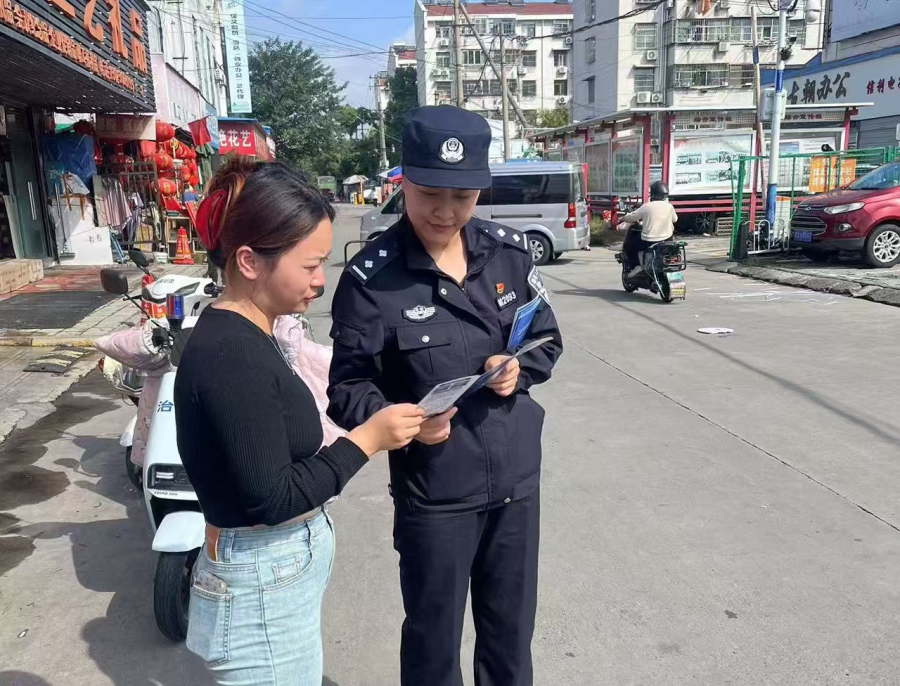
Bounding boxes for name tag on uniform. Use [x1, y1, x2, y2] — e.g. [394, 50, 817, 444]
[496, 290, 518, 310]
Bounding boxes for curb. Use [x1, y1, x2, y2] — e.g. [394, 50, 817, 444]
[706, 261, 900, 307]
[0, 337, 96, 348]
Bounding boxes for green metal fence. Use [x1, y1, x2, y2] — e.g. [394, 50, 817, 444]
[728, 147, 899, 260]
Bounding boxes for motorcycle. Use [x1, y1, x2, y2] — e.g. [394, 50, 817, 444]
[615, 225, 688, 303]
[97, 356, 144, 489]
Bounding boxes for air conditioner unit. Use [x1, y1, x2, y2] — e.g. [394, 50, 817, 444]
[719, 0, 730, 7]
[636, 91, 652, 104]
[645, 49, 658, 61]
[438, 38, 450, 48]
[557, 95, 569, 104]
[517, 65, 527, 75]
[716, 41, 730, 53]
[556, 65, 568, 76]
[565, 36, 573, 45]
[650, 138, 660, 146]
[650, 91, 664, 103]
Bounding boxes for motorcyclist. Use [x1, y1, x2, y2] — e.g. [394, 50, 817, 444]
[619, 180, 678, 278]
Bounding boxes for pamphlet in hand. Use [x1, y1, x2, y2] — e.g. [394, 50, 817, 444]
[417, 335, 555, 417]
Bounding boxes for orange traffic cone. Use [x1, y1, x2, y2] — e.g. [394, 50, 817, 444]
[173, 227, 194, 265]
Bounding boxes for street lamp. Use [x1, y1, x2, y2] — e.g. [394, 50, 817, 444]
[766, 0, 823, 226]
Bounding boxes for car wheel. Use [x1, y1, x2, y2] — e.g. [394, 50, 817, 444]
[865, 224, 900, 268]
[528, 233, 552, 266]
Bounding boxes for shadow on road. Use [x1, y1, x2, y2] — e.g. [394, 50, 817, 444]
[0, 672, 52, 686]
[552, 286, 674, 305]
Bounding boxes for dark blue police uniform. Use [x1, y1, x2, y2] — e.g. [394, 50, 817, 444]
[327, 107, 562, 686]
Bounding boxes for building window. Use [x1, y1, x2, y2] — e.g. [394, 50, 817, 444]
[520, 21, 536, 38]
[522, 80, 537, 97]
[475, 18, 489, 35]
[787, 20, 807, 45]
[585, 0, 596, 23]
[436, 52, 451, 68]
[586, 37, 596, 64]
[463, 80, 483, 96]
[508, 79, 518, 94]
[586, 76, 596, 104]
[463, 50, 482, 65]
[552, 21, 571, 36]
[554, 80, 568, 96]
[634, 23, 658, 51]
[671, 18, 731, 43]
[757, 17, 778, 42]
[492, 19, 516, 36]
[728, 64, 754, 87]
[731, 17, 752, 42]
[435, 81, 452, 101]
[522, 51, 537, 68]
[434, 22, 452, 39]
[553, 50, 568, 67]
[633, 67, 655, 92]
[670, 64, 729, 89]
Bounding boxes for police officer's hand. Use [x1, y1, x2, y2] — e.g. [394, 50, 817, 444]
[349, 404, 425, 457]
[416, 408, 458, 445]
[484, 356, 520, 397]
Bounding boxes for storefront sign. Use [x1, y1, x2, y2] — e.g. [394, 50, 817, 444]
[151, 54, 204, 128]
[0, 0, 153, 105]
[205, 102, 220, 150]
[218, 120, 272, 161]
[782, 52, 900, 120]
[95, 114, 156, 140]
[832, 0, 895, 43]
[223, 0, 252, 114]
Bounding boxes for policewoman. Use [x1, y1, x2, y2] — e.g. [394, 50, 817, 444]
[328, 106, 562, 686]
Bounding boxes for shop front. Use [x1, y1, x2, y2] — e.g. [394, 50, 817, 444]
[218, 118, 275, 161]
[0, 0, 154, 265]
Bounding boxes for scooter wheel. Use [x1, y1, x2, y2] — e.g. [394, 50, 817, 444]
[125, 447, 143, 491]
[154, 549, 199, 642]
[622, 270, 638, 293]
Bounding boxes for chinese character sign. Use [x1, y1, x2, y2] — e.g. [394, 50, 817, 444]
[224, 0, 252, 114]
[218, 122, 257, 156]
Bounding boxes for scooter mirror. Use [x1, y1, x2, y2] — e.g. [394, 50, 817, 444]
[99, 268, 131, 296]
[128, 249, 151, 271]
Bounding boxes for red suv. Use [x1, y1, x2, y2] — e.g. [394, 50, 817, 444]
[790, 161, 900, 267]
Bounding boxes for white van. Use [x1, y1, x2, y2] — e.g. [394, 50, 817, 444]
[358, 162, 589, 266]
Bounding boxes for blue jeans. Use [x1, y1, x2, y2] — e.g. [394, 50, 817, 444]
[186, 510, 335, 685]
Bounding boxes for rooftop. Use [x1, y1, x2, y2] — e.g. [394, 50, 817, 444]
[426, 2, 573, 17]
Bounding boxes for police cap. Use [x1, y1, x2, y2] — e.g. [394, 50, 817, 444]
[402, 106, 492, 190]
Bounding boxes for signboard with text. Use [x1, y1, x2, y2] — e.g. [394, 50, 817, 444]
[669, 133, 753, 195]
[218, 120, 272, 161]
[831, 0, 897, 43]
[223, 0, 252, 114]
[0, 0, 154, 109]
[781, 52, 900, 121]
[95, 114, 156, 140]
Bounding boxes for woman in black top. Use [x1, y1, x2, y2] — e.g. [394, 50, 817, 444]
[174, 158, 424, 684]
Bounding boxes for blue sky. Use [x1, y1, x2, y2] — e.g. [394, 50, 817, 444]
[243, 0, 416, 107]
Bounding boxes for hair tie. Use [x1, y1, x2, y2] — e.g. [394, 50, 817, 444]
[195, 189, 228, 251]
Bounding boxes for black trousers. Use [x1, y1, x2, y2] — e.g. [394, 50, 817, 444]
[393, 490, 541, 686]
[623, 228, 652, 270]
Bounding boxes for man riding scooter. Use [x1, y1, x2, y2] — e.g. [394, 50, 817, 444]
[619, 181, 678, 278]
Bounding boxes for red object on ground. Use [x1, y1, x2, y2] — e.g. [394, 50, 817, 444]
[173, 228, 194, 265]
[156, 121, 176, 142]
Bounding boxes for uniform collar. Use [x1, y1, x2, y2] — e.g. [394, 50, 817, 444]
[401, 214, 500, 276]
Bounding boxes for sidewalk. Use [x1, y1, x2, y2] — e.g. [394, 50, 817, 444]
[0, 264, 207, 347]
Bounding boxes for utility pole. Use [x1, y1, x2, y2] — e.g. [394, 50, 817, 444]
[453, 0, 464, 107]
[751, 5, 766, 211]
[765, 0, 791, 226]
[375, 75, 389, 172]
[500, 33, 510, 161]
[459, 4, 528, 130]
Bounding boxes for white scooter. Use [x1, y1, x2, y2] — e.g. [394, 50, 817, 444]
[101, 252, 222, 642]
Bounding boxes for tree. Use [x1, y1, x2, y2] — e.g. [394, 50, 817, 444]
[249, 39, 346, 175]
[383, 68, 419, 166]
[536, 107, 570, 130]
[337, 105, 377, 140]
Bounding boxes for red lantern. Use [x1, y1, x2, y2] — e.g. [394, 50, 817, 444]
[153, 151, 174, 171]
[156, 121, 176, 142]
[154, 178, 177, 197]
[174, 141, 190, 160]
[186, 147, 197, 160]
[189, 174, 200, 187]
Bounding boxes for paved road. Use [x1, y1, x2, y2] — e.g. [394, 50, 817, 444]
[2, 205, 899, 686]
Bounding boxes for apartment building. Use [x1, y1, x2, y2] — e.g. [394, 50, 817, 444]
[377, 43, 419, 111]
[413, 0, 574, 128]
[571, 0, 823, 122]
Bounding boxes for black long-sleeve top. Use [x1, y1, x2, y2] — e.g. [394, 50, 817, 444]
[174, 307, 368, 528]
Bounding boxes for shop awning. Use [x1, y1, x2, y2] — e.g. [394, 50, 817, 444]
[0, 33, 155, 113]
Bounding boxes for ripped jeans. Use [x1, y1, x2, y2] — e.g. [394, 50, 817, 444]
[186, 510, 336, 686]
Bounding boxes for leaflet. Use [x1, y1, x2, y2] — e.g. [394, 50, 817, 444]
[417, 336, 555, 417]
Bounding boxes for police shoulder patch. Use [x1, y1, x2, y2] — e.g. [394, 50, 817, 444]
[347, 235, 400, 284]
[475, 220, 528, 253]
